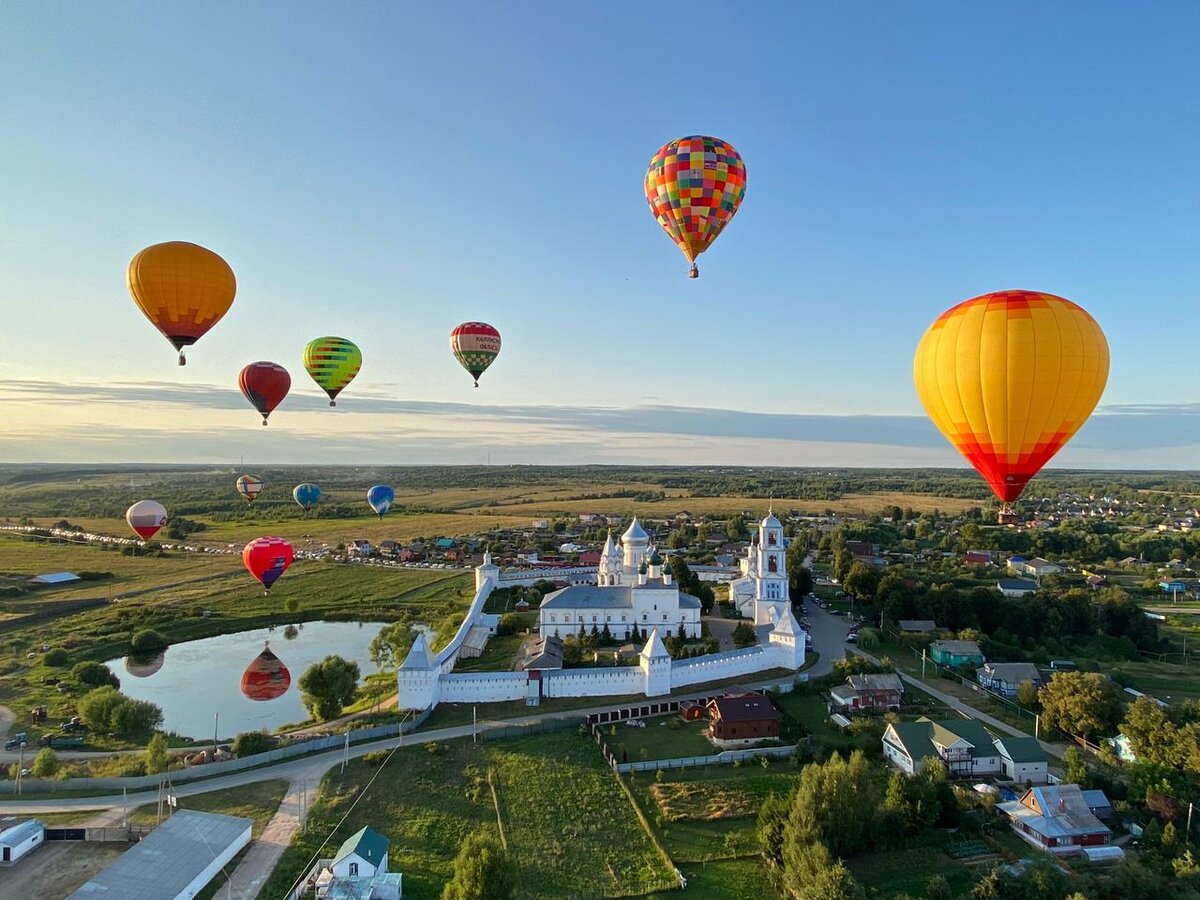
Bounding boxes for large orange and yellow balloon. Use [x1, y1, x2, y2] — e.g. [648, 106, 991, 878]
[913, 290, 1109, 504]
[127, 241, 236, 365]
[645, 135, 746, 278]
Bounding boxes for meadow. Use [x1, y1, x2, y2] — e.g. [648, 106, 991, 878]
[260, 730, 676, 900]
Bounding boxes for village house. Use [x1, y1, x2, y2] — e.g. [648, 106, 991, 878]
[897, 620, 937, 635]
[829, 672, 904, 712]
[976, 662, 1042, 698]
[997, 578, 1038, 598]
[845, 540, 887, 567]
[997, 785, 1115, 857]
[1007, 557, 1063, 579]
[882, 717, 1048, 781]
[706, 692, 781, 748]
[347, 539, 374, 557]
[928, 639, 985, 668]
[313, 825, 402, 899]
[964, 550, 994, 566]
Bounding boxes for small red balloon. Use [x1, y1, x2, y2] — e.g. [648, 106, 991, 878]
[241, 643, 291, 701]
[238, 361, 291, 425]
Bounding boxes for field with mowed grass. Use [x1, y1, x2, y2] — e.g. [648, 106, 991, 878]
[261, 731, 675, 900]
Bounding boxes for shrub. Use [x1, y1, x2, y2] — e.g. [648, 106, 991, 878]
[130, 629, 168, 654]
[232, 731, 276, 758]
[72, 661, 119, 689]
[30, 747, 58, 778]
[362, 751, 389, 767]
[42, 648, 70, 667]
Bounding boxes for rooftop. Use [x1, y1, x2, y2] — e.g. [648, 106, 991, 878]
[67, 810, 251, 900]
[709, 692, 779, 723]
[0, 819, 43, 846]
[333, 826, 390, 868]
[540, 583, 700, 610]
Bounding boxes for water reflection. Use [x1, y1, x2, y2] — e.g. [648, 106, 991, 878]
[108, 621, 387, 738]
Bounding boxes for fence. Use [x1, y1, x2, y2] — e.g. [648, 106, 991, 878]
[479, 717, 582, 742]
[616, 743, 797, 773]
[11, 707, 431, 795]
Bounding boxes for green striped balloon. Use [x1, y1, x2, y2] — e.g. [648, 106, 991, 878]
[303, 337, 362, 406]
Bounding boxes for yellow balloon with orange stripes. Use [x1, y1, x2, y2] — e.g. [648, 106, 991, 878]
[913, 290, 1109, 504]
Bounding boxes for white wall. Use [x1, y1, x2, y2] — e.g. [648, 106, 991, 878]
[543, 666, 644, 698]
[439, 672, 528, 703]
[670, 647, 771, 688]
[497, 567, 599, 587]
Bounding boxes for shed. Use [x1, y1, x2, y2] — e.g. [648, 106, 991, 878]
[67, 810, 252, 900]
[0, 818, 44, 865]
[28, 572, 81, 586]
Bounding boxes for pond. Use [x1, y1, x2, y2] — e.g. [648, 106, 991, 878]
[103, 621, 389, 739]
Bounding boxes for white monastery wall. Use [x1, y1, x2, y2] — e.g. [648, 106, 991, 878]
[542, 666, 645, 698]
[670, 646, 775, 688]
[439, 671, 528, 703]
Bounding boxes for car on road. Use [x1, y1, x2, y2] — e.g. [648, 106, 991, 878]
[845, 633, 858, 643]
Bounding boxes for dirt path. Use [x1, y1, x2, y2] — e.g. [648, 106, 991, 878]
[285, 694, 398, 739]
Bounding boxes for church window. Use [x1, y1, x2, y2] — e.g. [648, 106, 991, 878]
[768, 556, 778, 573]
[592, 615, 597, 622]
[642, 614, 648, 621]
[768, 532, 777, 546]
[663, 613, 668, 621]
[349, 863, 359, 877]
[550, 615, 556, 623]
[621, 615, 627, 621]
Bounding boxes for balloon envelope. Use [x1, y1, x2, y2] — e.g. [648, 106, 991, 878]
[303, 337, 362, 406]
[293, 483, 322, 510]
[126, 500, 168, 540]
[236, 475, 264, 503]
[366, 484, 395, 518]
[450, 322, 501, 386]
[124, 651, 165, 678]
[913, 290, 1109, 503]
[241, 644, 291, 701]
[128, 242, 236, 364]
[645, 136, 746, 277]
[239, 362, 291, 425]
[243, 537, 294, 591]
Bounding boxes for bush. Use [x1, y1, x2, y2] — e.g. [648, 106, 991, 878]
[232, 731, 277, 758]
[732, 622, 757, 648]
[77, 686, 163, 738]
[130, 629, 168, 654]
[496, 613, 521, 636]
[30, 747, 58, 778]
[362, 751, 389, 767]
[72, 661, 120, 689]
[42, 648, 70, 667]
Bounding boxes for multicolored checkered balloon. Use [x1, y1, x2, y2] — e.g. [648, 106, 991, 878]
[303, 336, 362, 406]
[450, 322, 501, 387]
[645, 135, 746, 278]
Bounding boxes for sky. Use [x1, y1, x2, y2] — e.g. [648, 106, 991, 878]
[3, 3, 1200, 468]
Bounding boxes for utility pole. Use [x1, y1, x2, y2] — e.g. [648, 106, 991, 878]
[1035, 714, 1040, 739]
[1189, 802, 1194, 842]
[473, 706, 478, 744]
[921, 648, 927, 680]
[341, 733, 350, 774]
[213, 712, 219, 760]
[122, 788, 128, 827]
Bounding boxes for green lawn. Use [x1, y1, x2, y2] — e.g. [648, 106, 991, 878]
[128, 779, 289, 838]
[452, 631, 525, 673]
[847, 841, 979, 898]
[601, 717, 717, 763]
[261, 731, 673, 900]
[652, 857, 779, 899]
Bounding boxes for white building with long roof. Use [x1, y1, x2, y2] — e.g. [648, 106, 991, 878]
[538, 518, 702, 640]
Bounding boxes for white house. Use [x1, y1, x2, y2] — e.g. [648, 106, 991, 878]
[997, 578, 1038, 598]
[539, 520, 701, 640]
[1008, 557, 1063, 579]
[315, 825, 401, 900]
[0, 818, 43, 865]
[882, 718, 1046, 780]
[726, 510, 792, 626]
[994, 737, 1050, 784]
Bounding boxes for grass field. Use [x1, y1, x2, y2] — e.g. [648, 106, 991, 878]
[601, 717, 716, 762]
[261, 731, 674, 900]
[845, 832, 983, 898]
[651, 857, 778, 899]
[128, 779, 289, 838]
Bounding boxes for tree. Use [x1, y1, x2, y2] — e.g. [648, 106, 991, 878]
[1122, 696, 1181, 768]
[145, 733, 169, 774]
[30, 747, 58, 778]
[925, 875, 952, 900]
[299, 655, 361, 721]
[232, 731, 276, 758]
[43, 648, 69, 667]
[369, 621, 415, 669]
[842, 562, 880, 604]
[1061, 747, 1089, 786]
[110, 698, 163, 738]
[1038, 671, 1123, 740]
[781, 840, 864, 900]
[130, 628, 168, 654]
[732, 622, 757, 648]
[757, 790, 792, 872]
[72, 661, 120, 689]
[441, 830, 516, 900]
[1016, 680, 1040, 710]
[783, 750, 875, 858]
[78, 686, 126, 733]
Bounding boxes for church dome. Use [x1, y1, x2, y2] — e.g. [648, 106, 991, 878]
[648, 549, 663, 566]
[622, 517, 649, 543]
[762, 512, 782, 528]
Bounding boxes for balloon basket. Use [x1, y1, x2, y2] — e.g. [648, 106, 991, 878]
[329, 400, 336, 407]
[688, 264, 698, 279]
[262, 419, 268, 426]
[178, 352, 187, 366]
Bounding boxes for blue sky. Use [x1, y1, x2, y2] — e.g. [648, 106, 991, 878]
[3, 3, 1200, 466]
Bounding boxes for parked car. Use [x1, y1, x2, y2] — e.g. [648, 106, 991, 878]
[845, 633, 858, 643]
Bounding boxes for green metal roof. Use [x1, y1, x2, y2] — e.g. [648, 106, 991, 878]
[333, 826, 390, 868]
[887, 718, 1001, 762]
[994, 736, 1046, 764]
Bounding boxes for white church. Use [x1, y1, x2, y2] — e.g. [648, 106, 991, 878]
[538, 518, 702, 641]
[727, 510, 792, 626]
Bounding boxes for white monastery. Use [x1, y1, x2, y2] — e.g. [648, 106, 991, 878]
[397, 512, 806, 711]
[538, 518, 702, 640]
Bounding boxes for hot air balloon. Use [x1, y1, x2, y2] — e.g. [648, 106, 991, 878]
[366, 484, 395, 519]
[127, 241, 236, 365]
[239, 362, 291, 426]
[243, 537, 294, 593]
[124, 651, 165, 678]
[293, 483, 322, 511]
[450, 322, 501, 387]
[236, 475, 264, 503]
[240, 642, 291, 701]
[645, 135, 746, 278]
[126, 500, 168, 541]
[913, 290, 1109, 518]
[303, 337, 362, 407]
